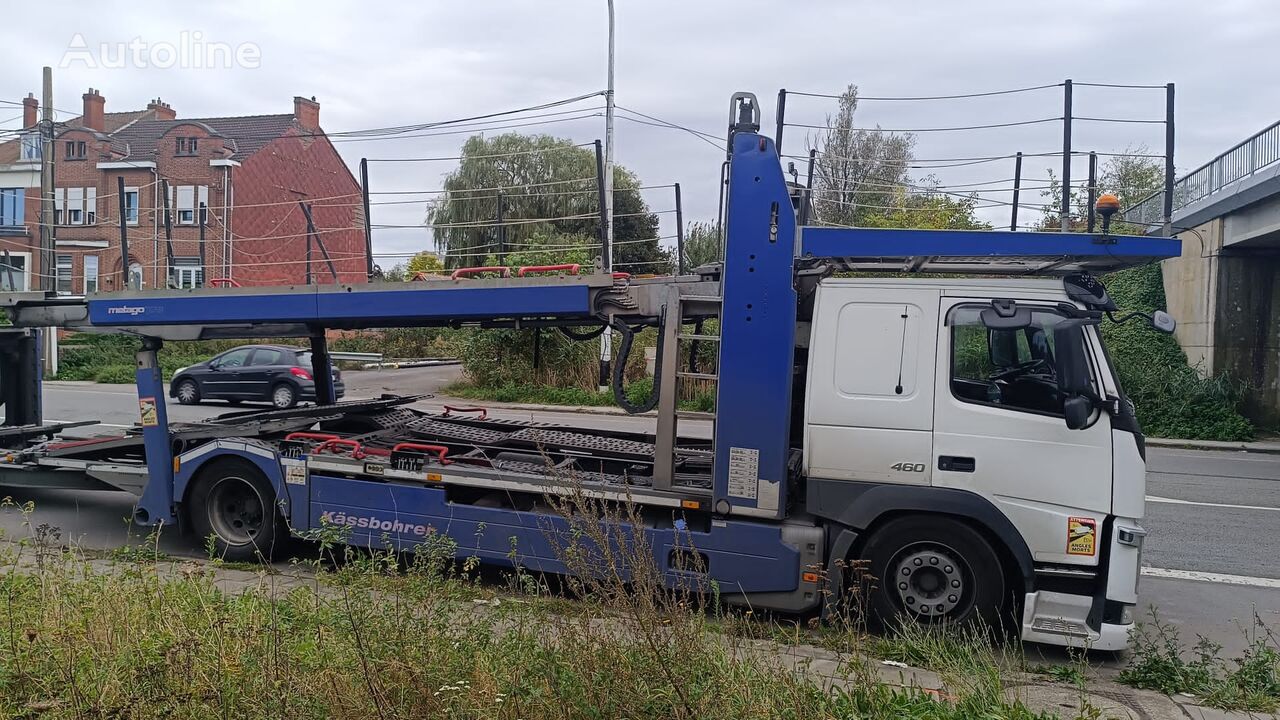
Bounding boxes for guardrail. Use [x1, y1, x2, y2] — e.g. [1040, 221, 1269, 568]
[1125, 119, 1280, 228]
[329, 351, 383, 363]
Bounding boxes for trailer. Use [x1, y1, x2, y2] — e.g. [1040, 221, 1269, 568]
[0, 93, 1180, 650]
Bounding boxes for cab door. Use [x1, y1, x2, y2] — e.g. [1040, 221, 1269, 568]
[932, 299, 1112, 566]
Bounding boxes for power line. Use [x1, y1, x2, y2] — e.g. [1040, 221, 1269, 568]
[784, 117, 1063, 133]
[786, 83, 1064, 101]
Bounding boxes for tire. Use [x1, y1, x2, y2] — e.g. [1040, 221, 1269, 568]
[857, 515, 1007, 633]
[187, 458, 284, 563]
[175, 378, 201, 405]
[270, 382, 297, 409]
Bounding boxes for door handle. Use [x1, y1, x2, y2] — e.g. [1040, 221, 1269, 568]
[938, 455, 976, 473]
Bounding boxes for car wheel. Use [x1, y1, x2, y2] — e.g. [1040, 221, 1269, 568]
[858, 515, 1007, 633]
[270, 383, 297, 409]
[187, 458, 283, 562]
[175, 378, 201, 405]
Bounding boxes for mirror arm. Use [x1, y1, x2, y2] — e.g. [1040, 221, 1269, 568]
[1105, 310, 1146, 325]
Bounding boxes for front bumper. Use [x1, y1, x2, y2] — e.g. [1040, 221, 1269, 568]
[1020, 590, 1132, 651]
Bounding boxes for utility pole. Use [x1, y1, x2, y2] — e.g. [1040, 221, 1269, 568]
[39, 67, 55, 292]
[598, 0, 616, 391]
[39, 66, 57, 374]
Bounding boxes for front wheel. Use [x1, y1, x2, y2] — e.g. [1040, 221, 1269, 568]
[175, 378, 200, 405]
[187, 458, 283, 562]
[859, 515, 1007, 632]
[270, 383, 297, 409]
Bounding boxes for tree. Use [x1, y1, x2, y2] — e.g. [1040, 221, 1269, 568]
[808, 84, 916, 227]
[682, 221, 720, 269]
[859, 184, 991, 231]
[406, 251, 444, 277]
[1038, 147, 1163, 234]
[427, 134, 669, 275]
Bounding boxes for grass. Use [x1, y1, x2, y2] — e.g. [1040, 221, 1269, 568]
[0, 495, 1083, 720]
[1119, 607, 1280, 712]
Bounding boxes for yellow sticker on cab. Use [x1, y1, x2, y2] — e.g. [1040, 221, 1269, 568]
[1067, 516, 1097, 556]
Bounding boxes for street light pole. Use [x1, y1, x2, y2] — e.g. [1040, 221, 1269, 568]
[598, 0, 616, 391]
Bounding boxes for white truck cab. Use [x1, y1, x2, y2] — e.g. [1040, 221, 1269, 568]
[803, 276, 1149, 650]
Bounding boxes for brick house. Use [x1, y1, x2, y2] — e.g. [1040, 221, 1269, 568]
[0, 88, 367, 294]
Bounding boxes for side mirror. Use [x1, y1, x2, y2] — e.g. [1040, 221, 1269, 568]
[1063, 395, 1092, 430]
[1151, 310, 1176, 334]
[1052, 320, 1094, 397]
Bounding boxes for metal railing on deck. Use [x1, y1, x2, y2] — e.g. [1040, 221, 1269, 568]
[1126, 119, 1280, 227]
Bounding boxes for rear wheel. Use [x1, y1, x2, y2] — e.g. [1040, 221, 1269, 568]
[859, 515, 1007, 632]
[175, 378, 200, 405]
[187, 458, 283, 562]
[270, 383, 297, 409]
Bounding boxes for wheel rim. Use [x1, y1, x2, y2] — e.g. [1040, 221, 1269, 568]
[272, 386, 294, 408]
[206, 475, 267, 547]
[889, 543, 969, 620]
[177, 381, 197, 403]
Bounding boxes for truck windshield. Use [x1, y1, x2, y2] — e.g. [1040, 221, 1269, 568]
[949, 305, 1070, 415]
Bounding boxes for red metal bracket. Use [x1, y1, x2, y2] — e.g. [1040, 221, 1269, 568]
[314, 438, 366, 459]
[517, 263, 580, 277]
[451, 266, 511, 280]
[391, 442, 453, 465]
[284, 432, 339, 444]
[208, 278, 242, 288]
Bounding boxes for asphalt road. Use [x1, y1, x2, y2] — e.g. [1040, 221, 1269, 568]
[10, 370, 1280, 658]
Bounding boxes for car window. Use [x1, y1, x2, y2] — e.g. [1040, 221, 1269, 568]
[250, 348, 287, 366]
[215, 348, 253, 368]
[296, 351, 312, 368]
[949, 305, 1068, 416]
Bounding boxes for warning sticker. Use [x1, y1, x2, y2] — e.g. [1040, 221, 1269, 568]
[283, 462, 307, 486]
[138, 397, 158, 427]
[727, 447, 759, 500]
[1067, 517, 1097, 556]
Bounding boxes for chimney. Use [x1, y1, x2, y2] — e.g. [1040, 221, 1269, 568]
[22, 93, 37, 129]
[147, 97, 176, 120]
[293, 95, 320, 131]
[81, 88, 105, 131]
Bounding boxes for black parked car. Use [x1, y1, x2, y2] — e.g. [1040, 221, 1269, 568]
[169, 344, 345, 408]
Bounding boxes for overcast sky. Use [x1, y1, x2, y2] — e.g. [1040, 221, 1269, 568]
[3, 0, 1277, 266]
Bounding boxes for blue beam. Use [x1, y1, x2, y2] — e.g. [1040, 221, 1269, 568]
[800, 226, 1181, 262]
[87, 284, 594, 327]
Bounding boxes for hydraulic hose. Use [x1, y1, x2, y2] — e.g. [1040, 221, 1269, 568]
[609, 315, 663, 414]
[558, 324, 607, 341]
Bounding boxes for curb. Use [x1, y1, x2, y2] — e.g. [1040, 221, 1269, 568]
[1146, 438, 1280, 455]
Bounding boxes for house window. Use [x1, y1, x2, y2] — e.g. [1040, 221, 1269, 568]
[64, 141, 86, 160]
[65, 188, 84, 225]
[0, 188, 23, 227]
[85, 187, 97, 225]
[170, 185, 208, 225]
[124, 187, 139, 225]
[0, 252, 30, 291]
[171, 257, 203, 288]
[176, 137, 198, 156]
[55, 254, 73, 295]
[84, 255, 99, 294]
[19, 133, 40, 161]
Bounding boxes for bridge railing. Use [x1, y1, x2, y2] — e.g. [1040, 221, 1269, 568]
[1126, 119, 1280, 228]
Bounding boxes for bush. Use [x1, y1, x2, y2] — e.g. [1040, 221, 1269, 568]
[93, 364, 137, 384]
[1101, 264, 1253, 440]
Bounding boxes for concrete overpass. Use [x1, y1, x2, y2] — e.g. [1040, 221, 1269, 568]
[1125, 120, 1280, 424]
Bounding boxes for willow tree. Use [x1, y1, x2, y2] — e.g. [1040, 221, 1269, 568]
[427, 134, 669, 274]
